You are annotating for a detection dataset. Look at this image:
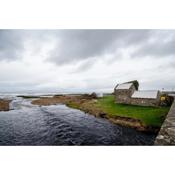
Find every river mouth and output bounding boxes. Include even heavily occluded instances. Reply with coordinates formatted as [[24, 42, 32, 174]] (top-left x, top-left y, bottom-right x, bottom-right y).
[[0, 97, 157, 145]]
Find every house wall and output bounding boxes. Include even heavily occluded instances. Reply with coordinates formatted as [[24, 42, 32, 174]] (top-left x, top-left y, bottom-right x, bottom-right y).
[[130, 91, 161, 107], [130, 98, 160, 107], [115, 84, 136, 104]]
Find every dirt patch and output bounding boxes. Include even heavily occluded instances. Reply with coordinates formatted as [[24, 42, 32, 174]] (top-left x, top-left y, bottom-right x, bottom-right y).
[[32, 95, 159, 133], [32, 95, 80, 105], [0, 99, 11, 111]]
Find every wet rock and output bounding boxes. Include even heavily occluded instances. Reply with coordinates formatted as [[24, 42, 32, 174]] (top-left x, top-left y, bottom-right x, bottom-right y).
[[0, 99, 10, 111], [99, 112, 107, 118]]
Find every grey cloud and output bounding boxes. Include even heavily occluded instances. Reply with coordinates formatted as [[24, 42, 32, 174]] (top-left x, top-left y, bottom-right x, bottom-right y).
[[71, 59, 96, 73], [131, 30, 175, 58], [48, 30, 122, 64], [48, 30, 151, 65], [0, 30, 55, 61], [1, 29, 175, 93], [1, 29, 175, 65], [0, 30, 25, 61]]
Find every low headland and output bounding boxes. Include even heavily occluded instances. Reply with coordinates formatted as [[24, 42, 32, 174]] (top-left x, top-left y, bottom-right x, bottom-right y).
[[32, 94, 170, 133]]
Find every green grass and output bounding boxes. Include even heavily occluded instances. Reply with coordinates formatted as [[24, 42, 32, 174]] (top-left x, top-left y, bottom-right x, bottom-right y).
[[95, 95, 170, 127]]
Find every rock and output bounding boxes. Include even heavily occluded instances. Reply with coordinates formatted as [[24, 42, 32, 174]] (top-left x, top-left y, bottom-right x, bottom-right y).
[[82, 93, 97, 99], [99, 112, 107, 118], [0, 99, 10, 111]]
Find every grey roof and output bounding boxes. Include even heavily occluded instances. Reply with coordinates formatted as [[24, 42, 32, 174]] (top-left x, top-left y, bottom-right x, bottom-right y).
[[131, 90, 159, 99], [168, 94, 175, 97], [115, 83, 133, 90]]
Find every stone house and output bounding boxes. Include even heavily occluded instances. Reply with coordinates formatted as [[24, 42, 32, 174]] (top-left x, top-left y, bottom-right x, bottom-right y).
[[131, 90, 160, 106], [114, 81, 160, 107], [114, 83, 136, 104]]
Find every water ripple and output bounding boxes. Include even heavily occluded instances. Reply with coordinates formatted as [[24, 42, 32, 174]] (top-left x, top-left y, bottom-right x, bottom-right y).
[[0, 98, 157, 145]]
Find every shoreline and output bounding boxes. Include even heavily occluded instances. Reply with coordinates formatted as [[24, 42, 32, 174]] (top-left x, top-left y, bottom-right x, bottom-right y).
[[67, 103, 160, 133], [32, 95, 160, 133]]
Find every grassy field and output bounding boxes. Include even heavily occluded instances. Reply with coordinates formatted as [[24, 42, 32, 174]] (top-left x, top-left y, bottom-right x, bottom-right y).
[[95, 95, 170, 127]]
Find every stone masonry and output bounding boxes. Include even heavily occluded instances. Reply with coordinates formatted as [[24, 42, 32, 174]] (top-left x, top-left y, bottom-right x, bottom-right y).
[[155, 98, 175, 145]]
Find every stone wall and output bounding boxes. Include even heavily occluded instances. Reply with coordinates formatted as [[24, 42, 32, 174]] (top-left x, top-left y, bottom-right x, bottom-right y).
[[130, 96, 160, 107], [155, 98, 175, 145], [115, 84, 135, 104]]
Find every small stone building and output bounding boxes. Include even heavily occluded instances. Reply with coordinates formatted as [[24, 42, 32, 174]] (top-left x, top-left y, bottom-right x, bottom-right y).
[[114, 81, 160, 107], [131, 90, 160, 106], [114, 83, 136, 104]]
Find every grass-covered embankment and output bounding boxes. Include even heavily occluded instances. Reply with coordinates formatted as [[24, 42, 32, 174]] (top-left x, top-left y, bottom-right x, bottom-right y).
[[95, 95, 169, 127], [32, 95, 170, 131]]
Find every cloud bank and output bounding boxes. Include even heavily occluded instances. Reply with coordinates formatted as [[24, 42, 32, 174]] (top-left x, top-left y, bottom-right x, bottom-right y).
[[0, 29, 174, 92]]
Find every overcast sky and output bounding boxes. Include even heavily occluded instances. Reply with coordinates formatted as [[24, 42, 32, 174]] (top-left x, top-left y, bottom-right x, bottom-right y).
[[0, 29, 174, 93]]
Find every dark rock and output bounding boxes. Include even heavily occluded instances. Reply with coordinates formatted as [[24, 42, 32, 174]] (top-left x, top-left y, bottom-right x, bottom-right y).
[[99, 112, 107, 118]]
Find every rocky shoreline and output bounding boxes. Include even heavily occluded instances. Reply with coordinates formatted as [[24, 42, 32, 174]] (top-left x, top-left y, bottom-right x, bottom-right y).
[[32, 95, 160, 133], [0, 99, 11, 111]]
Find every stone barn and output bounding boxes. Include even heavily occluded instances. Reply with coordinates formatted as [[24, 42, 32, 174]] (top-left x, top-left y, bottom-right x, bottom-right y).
[[114, 83, 136, 104], [131, 90, 160, 106], [114, 81, 161, 107]]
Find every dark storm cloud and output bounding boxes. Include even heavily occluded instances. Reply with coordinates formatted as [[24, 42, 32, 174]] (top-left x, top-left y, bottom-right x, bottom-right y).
[[0, 30, 53, 61], [48, 30, 121, 64], [1, 29, 175, 66], [0, 30, 25, 61], [48, 30, 151, 64], [131, 30, 175, 58]]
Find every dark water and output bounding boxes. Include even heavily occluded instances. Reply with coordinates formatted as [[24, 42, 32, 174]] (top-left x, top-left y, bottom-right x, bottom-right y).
[[0, 97, 157, 145]]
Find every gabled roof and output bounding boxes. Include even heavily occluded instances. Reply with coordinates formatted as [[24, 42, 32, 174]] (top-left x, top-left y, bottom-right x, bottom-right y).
[[115, 83, 133, 90], [131, 90, 159, 99]]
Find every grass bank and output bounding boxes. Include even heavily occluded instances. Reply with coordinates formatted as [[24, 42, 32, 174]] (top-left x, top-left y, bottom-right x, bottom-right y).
[[32, 95, 170, 131], [95, 95, 169, 127]]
